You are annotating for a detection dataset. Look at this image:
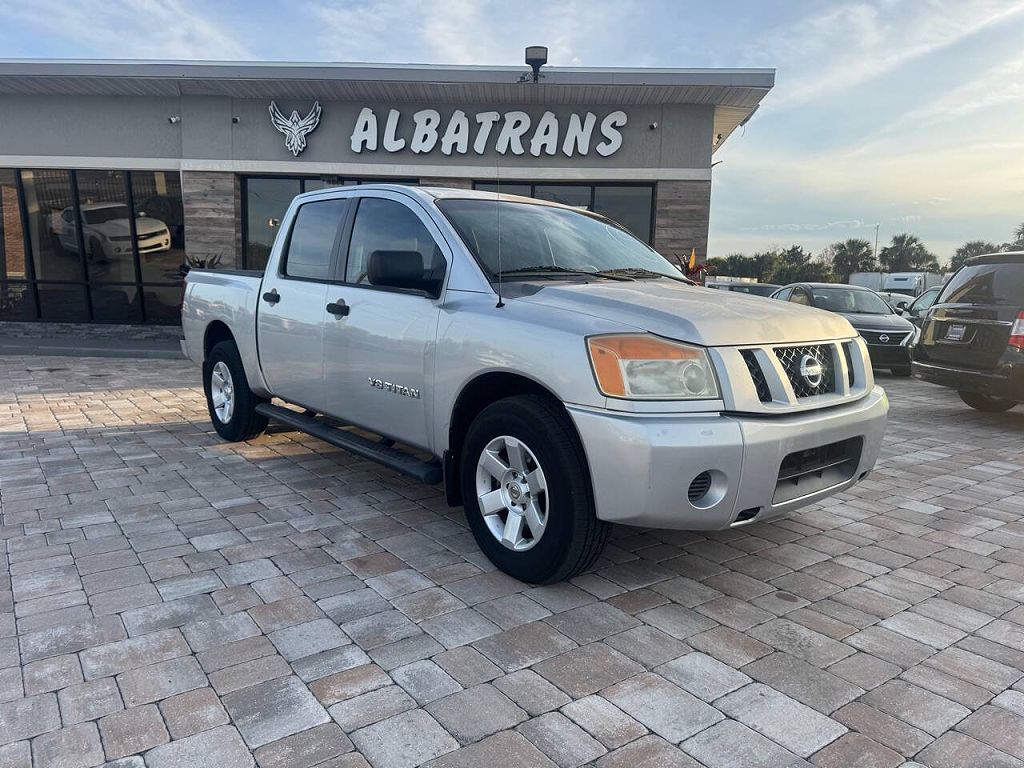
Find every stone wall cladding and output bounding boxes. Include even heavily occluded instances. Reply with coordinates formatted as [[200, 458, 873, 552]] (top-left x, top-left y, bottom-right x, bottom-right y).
[[182, 171, 241, 268], [653, 180, 711, 264]]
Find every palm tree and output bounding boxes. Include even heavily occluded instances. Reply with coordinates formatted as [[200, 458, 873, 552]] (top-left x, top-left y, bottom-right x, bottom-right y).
[[824, 239, 876, 282], [879, 234, 939, 272], [951, 241, 997, 271]]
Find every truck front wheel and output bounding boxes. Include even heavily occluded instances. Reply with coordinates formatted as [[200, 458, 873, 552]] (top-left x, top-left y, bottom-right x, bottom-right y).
[[204, 340, 268, 441], [460, 395, 609, 583]]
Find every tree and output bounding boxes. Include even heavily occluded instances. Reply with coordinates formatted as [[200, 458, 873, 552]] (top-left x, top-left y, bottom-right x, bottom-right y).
[[951, 240, 998, 271], [878, 234, 940, 272], [768, 245, 834, 284], [822, 239, 876, 283], [1015, 221, 1024, 244]]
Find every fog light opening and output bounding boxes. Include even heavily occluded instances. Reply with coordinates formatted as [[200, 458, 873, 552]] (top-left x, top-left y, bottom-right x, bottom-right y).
[[687, 469, 728, 509], [687, 471, 712, 503]]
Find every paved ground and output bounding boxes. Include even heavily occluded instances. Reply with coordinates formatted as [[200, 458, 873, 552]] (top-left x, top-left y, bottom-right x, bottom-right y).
[[0, 323, 183, 360], [2, 356, 1024, 768]]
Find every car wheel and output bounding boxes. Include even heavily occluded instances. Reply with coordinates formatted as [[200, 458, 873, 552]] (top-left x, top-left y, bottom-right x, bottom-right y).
[[89, 237, 104, 261], [460, 394, 609, 584], [958, 390, 1017, 412], [891, 365, 912, 377], [204, 340, 268, 441]]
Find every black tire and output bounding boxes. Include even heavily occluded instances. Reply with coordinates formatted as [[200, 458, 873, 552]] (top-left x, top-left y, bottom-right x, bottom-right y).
[[203, 340, 268, 441], [891, 365, 912, 377], [958, 390, 1017, 412], [460, 394, 609, 584], [89, 237, 104, 262]]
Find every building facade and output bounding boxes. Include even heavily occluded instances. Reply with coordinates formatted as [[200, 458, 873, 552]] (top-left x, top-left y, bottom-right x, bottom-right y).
[[0, 61, 773, 324]]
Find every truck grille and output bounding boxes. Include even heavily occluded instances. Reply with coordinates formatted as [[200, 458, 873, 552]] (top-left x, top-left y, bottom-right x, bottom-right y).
[[842, 342, 855, 387], [860, 330, 909, 346], [740, 350, 772, 403], [773, 344, 836, 398], [774, 436, 863, 504]]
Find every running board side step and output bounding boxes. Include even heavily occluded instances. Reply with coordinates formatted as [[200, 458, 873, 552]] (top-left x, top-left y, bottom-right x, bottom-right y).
[[255, 403, 442, 484]]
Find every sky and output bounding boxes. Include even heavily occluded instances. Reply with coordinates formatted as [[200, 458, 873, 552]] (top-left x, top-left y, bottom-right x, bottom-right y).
[[1, 0, 1022, 265]]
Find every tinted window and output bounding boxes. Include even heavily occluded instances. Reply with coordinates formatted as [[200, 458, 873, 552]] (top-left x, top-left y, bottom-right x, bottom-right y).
[[791, 289, 811, 305], [284, 199, 347, 280], [773, 288, 793, 301], [938, 263, 1024, 306], [346, 198, 440, 285]]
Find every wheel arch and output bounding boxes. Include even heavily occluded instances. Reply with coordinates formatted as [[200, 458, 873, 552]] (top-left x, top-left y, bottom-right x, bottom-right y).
[[444, 371, 585, 507], [203, 320, 235, 360]]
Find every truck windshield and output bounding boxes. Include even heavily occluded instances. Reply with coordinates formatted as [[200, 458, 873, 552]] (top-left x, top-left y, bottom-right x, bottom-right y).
[[437, 199, 685, 281]]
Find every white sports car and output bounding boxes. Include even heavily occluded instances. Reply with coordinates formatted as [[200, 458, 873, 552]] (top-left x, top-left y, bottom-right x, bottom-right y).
[[55, 203, 171, 259]]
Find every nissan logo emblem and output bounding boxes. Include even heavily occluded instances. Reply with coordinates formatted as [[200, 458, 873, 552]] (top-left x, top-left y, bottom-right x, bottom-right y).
[[799, 354, 824, 388], [878, 334, 890, 343]]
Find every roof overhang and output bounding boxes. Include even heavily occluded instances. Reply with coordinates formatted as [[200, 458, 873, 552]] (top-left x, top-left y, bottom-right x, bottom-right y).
[[0, 59, 774, 151]]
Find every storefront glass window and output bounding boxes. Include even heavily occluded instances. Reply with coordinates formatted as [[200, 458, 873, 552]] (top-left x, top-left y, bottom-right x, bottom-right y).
[[1, 167, 186, 324], [472, 182, 653, 243], [0, 170, 36, 320], [133, 171, 186, 284], [245, 178, 301, 271], [19, 169, 90, 321], [594, 186, 652, 243]]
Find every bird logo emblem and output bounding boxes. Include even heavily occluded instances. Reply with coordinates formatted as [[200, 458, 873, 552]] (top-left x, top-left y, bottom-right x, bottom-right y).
[[269, 100, 322, 156]]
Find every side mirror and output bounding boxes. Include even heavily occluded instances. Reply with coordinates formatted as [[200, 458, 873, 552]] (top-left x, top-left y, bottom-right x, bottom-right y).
[[368, 249, 445, 298], [896, 301, 909, 312]]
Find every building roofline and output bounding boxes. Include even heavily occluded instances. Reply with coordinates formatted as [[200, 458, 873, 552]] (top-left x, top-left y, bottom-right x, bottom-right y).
[[0, 58, 775, 88]]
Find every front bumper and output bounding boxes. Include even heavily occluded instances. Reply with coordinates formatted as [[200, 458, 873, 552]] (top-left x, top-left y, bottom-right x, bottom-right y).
[[866, 343, 911, 368], [568, 386, 888, 530], [912, 359, 1024, 401]]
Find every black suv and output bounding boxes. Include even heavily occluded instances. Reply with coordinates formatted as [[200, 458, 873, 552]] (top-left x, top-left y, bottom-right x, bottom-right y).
[[913, 252, 1024, 411]]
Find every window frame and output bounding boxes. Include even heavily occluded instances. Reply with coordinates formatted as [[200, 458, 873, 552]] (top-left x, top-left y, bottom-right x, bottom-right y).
[[334, 191, 450, 299], [278, 197, 352, 284]]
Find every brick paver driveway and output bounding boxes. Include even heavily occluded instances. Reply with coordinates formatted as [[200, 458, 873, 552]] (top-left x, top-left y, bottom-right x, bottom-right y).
[[2, 356, 1024, 768]]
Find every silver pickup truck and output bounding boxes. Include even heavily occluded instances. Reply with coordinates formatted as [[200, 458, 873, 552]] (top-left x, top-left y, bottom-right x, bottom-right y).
[[182, 185, 888, 583]]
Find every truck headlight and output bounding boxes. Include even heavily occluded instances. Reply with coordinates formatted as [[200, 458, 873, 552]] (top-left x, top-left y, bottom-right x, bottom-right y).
[[587, 334, 719, 400]]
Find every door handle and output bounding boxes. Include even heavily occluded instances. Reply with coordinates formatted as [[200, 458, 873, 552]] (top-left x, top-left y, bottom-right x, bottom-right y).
[[262, 290, 280, 304], [326, 299, 350, 317]]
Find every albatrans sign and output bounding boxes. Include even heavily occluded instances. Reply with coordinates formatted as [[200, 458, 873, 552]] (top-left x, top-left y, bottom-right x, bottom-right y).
[[349, 107, 628, 157]]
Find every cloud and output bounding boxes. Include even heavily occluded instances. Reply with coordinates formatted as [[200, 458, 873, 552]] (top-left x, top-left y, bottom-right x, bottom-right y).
[[0, 0, 251, 59], [747, 0, 1024, 108], [310, 0, 634, 66]]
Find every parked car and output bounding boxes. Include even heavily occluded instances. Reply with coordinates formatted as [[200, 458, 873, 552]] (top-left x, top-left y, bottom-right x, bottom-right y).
[[771, 283, 915, 376], [182, 185, 888, 583], [913, 252, 1024, 411], [901, 286, 941, 333], [55, 203, 171, 260], [875, 291, 912, 312], [710, 282, 781, 297]]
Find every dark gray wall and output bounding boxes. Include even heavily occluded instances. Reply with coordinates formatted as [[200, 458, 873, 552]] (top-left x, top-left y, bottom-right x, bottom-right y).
[[0, 94, 713, 173]]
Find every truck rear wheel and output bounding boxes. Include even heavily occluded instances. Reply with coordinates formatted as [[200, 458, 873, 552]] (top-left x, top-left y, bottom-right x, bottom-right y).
[[460, 394, 609, 583], [204, 340, 268, 441], [959, 390, 1017, 412]]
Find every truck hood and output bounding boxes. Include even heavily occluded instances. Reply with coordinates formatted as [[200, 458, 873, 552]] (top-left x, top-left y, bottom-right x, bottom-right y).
[[516, 280, 856, 346]]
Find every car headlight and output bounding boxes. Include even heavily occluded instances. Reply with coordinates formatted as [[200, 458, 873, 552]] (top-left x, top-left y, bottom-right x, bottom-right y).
[[586, 334, 719, 400]]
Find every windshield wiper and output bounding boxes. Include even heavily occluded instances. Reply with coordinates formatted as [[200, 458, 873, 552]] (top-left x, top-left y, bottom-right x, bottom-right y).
[[493, 266, 632, 281], [592, 267, 691, 283]]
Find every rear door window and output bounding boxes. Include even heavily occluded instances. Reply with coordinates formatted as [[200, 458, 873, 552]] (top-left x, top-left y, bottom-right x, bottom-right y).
[[283, 198, 349, 281], [939, 263, 1024, 306]]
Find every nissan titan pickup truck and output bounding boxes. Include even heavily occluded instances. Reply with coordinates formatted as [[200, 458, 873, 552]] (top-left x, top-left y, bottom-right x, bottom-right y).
[[182, 185, 888, 583]]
